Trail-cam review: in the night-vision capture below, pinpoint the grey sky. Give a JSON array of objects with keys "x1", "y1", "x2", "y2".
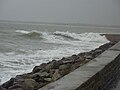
[{"x1": 0, "y1": 0, "x2": 120, "y2": 25}]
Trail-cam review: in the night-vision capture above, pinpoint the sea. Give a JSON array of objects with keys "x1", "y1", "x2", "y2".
[{"x1": 0, "y1": 21, "x2": 120, "y2": 84}]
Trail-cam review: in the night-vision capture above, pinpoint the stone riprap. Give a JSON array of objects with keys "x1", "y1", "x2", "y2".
[
  {"x1": 40, "y1": 41, "x2": 120, "y2": 90},
  {"x1": 0, "y1": 42, "x2": 117, "y2": 90}
]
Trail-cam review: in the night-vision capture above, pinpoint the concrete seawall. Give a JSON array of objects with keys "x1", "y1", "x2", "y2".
[{"x1": 40, "y1": 42, "x2": 120, "y2": 90}]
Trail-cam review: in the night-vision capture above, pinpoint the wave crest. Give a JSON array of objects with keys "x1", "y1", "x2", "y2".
[
  {"x1": 15, "y1": 30, "x2": 108, "y2": 44},
  {"x1": 46, "y1": 31, "x2": 108, "y2": 45},
  {"x1": 53, "y1": 31, "x2": 80, "y2": 40},
  {"x1": 53, "y1": 31, "x2": 107, "y2": 42},
  {"x1": 44, "y1": 31, "x2": 108, "y2": 45},
  {"x1": 16, "y1": 30, "x2": 43, "y2": 39}
]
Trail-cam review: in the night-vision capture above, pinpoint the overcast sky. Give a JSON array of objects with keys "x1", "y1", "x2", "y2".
[{"x1": 0, "y1": 0, "x2": 120, "y2": 26}]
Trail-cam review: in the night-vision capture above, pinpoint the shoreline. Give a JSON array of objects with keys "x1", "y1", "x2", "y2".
[{"x1": 0, "y1": 41, "x2": 117, "y2": 90}]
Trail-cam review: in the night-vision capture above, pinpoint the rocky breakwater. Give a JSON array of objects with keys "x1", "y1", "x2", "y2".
[{"x1": 0, "y1": 42, "x2": 117, "y2": 90}]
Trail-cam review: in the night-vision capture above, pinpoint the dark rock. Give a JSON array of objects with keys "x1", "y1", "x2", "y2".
[
  {"x1": 31, "y1": 72, "x2": 50, "y2": 78},
  {"x1": 84, "y1": 55, "x2": 93, "y2": 60},
  {"x1": 78, "y1": 52, "x2": 86, "y2": 57},
  {"x1": 61, "y1": 57, "x2": 67, "y2": 61},
  {"x1": 57, "y1": 60, "x2": 63, "y2": 65},
  {"x1": 20, "y1": 74, "x2": 31, "y2": 79},
  {"x1": 15, "y1": 75, "x2": 24, "y2": 80},
  {"x1": 31, "y1": 73, "x2": 45, "y2": 83},
  {"x1": 52, "y1": 69, "x2": 61, "y2": 81},
  {"x1": 40, "y1": 72, "x2": 49, "y2": 77},
  {"x1": 44, "y1": 78, "x2": 52, "y2": 82},
  {"x1": 0, "y1": 86, "x2": 6, "y2": 90},
  {"x1": 8, "y1": 84, "x2": 23, "y2": 90},
  {"x1": 0, "y1": 41, "x2": 116, "y2": 90},
  {"x1": 32, "y1": 63, "x2": 47, "y2": 73},
  {"x1": 8, "y1": 79, "x2": 39, "y2": 90},
  {"x1": 61, "y1": 55, "x2": 82, "y2": 64},
  {"x1": 23, "y1": 79, "x2": 39, "y2": 90},
  {"x1": 94, "y1": 49, "x2": 103, "y2": 54},
  {"x1": 59, "y1": 65, "x2": 67, "y2": 71},
  {"x1": 49, "y1": 69, "x2": 56, "y2": 77},
  {"x1": 71, "y1": 54, "x2": 80, "y2": 60},
  {"x1": 45, "y1": 60, "x2": 61, "y2": 71},
  {"x1": 2, "y1": 78, "x2": 15, "y2": 89},
  {"x1": 59, "y1": 65, "x2": 70, "y2": 76},
  {"x1": 32, "y1": 74, "x2": 51, "y2": 86},
  {"x1": 32, "y1": 66, "x2": 42, "y2": 73}
]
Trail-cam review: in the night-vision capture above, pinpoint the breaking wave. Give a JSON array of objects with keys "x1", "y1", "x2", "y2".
[
  {"x1": 16, "y1": 30, "x2": 40, "y2": 34},
  {"x1": 53, "y1": 31, "x2": 80, "y2": 40},
  {"x1": 44, "y1": 31, "x2": 108, "y2": 46},
  {"x1": 0, "y1": 30, "x2": 109, "y2": 84},
  {"x1": 15, "y1": 30, "x2": 108, "y2": 45},
  {"x1": 53, "y1": 31, "x2": 107, "y2": 42},
  {"x1": 16, "y1": 30, "x2": 43, "y2": 39}
]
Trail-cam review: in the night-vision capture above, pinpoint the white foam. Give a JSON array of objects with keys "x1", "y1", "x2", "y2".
[
  {"x1": 16, "y1": 30, "x2": 30, "y2": 34},
  {"x1": 43, "y1": 31, "x2": 109, "y2": 45},
  {"x1": 54, "y1": 31, "x2": 81, "y2": 40},
  {"x1": 0, "y1": 31, "x2": 109, "y2": 84},
  {"x1": 15, "y1": 30, "x2": 108, "y2": 45},
  {"x1": 16, "y1": 30, "x2": 40, "y2": 34},
  {"x1": 54, "y1": 31, "x2": 108, "y2": 42}
]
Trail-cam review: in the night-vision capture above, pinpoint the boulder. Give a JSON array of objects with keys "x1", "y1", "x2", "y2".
[
  {"x1": 8, "y1": 84, "x2": 23, "y2": 90},
  {"x1": 31, "y1": 71, "x2": 49, "y2": 78},
  {"x1": 32, "y1": 63, "x2": 47, "y2": 73},
  {"x1": 52, "y1": 69, "x2": 61, "y2": 81},
  {"x1": 59, "y1": 65, "x2": 69, "y2": 76},
  {"x1": 0, "y1": 86, "x2": 6, "y2": 90},
  {"x1": 2, "y1": 78, "x2": 15, "y2": 89},
  {"x1": 40, "y1": 72, "x2": 49, "y2": 77},
  {"x1": 49, "y1": 69, "x2": 55, "y2": 77},
  {"x1": 45, "y1": 60, "x2": 61, "y2": 71},
  {"x1": 32, "y1": 73, "x2": 45, "y2": 83},
  {"x1": 23, "y1": 79, "x2": 39, "y2": 90},
  {"x1": 44, "y1": 78, "x2": 52, "y2": 82}
]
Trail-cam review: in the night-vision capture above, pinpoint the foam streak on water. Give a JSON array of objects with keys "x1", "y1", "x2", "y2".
[{"x1": 0, "y1": 30, "x2": 109, "y2": 84}]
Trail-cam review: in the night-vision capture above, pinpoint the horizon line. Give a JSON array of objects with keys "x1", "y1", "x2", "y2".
[{"x1": 0, "y1": 19, "x2": 120, "y2": 28}]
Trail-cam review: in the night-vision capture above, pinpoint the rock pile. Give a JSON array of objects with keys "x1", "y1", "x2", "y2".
[{"x1": 0, "y1": 42, "x2": 117, "y2": 90}]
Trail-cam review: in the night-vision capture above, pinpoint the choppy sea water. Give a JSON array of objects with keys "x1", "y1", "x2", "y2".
[{"x1": 0, "y1": 22, "x2": 120, "y2": 84}]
